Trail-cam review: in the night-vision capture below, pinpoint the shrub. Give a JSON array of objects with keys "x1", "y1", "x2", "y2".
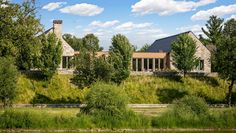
[
  {"x1": 81, "y1": 82, "x2": 128, "y2": 116},
  {"x1": 152, "y1": 96, "x2": 209, "y2": 128},
  {"x1": 80, "y1": 82, "x2": 150, "y2": 128}
]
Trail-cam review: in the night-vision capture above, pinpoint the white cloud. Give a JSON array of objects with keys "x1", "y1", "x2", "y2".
[
  {"x1": 90, "y1": 20, "x2": 119, "y2": 28},
  {"x1": 191, "y1": 4, "x2": 236, "y2": 21},
  {"x1": 176, "y1": 25, "x2": 206, "y2": 35},
  {"x1": 42, "y1": 2, "x2": 66, "y2": 11},
  {"x1": 115, "y1": 22, "x2": 152, "y2": 31},
  {"x1": 131, "y1": 0, "x2": 216, "y2": 16},
  {"x1": 226, "y1": 14, "x2": 236, "y2": 21},
  {"x1": 60, "y1": 3, "x2": 104, "y2": 16}
]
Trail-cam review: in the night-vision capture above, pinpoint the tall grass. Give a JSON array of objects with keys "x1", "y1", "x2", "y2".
[{"x1": 152, "y1": 96, "x2": 236, "y2": 128}]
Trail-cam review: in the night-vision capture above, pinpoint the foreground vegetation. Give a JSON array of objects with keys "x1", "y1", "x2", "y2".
[
  {"x1": 0, "y1": 97, "x2": 236, "y2": 129},
  {"x1": 14, "y1": 74, "x2": 234, "y2": 104}
]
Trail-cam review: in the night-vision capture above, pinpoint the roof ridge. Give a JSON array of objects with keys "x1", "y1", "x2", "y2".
[{"x1": 154, "y1": 31, "x2": 191, "y2": 42}]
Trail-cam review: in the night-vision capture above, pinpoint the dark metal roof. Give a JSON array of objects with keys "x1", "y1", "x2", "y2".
[{"x1": 147, "y1": 31, "x2": 191, "y2": 52}]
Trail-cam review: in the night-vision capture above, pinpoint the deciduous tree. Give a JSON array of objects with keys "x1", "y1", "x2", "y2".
[
  {"x1": 109, "y1": 34, "x2": 133, "y2": 83},
  {"x1": 216, "y1": 19, "x2": 236, "y2": 106},
  {"x1": 171, "y1": 34, "x2": 199, "y2": 77}
]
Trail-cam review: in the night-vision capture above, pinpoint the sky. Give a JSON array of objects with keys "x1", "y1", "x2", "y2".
[{"x1": 12, "y1": 0, "x2": 236, "y2": 50}]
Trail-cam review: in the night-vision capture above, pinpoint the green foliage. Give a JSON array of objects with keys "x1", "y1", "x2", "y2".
[
  {"x1": 81, "y1": 82, "x2": 150, "y2": 128},
  {"x1": 216, "y1": 18, "x2": 236, "y2": 106},
  {"x1": 152, "y1": 96, "x2": 236, "y2": 128},
  {"x1": 139, "y1": 44, "x2": 150, "y2": 52},
  {"x1": 109, "y1": 34, "x2": 133, "y2": 84},
  {"x1": 82, "y1": 34, "x2": 103, "y2": 52},
  {"x1": 82, "y1": 82, "x2": 128, "y2": 116},
  {"x1": 73, "y1": 49, "x2": 96, "y2": 88},
  {"x1": 0, "y1": 0, "x2": 42, "y2": 70},
  {"x1": 171, "y1": 34, "x2": 199, "y2": 76},
  {"x1": 15, "y1": 74, "x2": 89, "y2": 104},
  {"x1": 63, "y1": 33, "x2": 83, "y2": 51},
  {"x1": 94, "y1": 56, "x2": 113, "y2": 82},
  {"x1": 39, "y1": 33, "x2": 62, "y2": 80},
  {"x1": 202, "y1": 15, "x2": 224, "y2": 45},
  {"x1": 0, "y1": 57, "x2": 18, "y2": 107}
]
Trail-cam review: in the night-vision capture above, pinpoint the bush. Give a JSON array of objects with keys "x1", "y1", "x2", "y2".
[
  {"x1": 81, "y1": 82, "x2": 150, "y2": 128},
  {"x1": 81, "y1": 82, "x2": 128, "y2": 116},
  {"x1": 152, "y1": 96, "x2": 209, "y2": 128}
]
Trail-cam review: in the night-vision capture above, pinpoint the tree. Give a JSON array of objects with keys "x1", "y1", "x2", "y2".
[
  {"x1": 216, "y1": 19, "x2": 236, "y2": 106},
  {"x1": 109, "y1": 34, "x2": 133, "y2": 83},
  {"x1": 171, "y1": 34, "x2": 199, "y2": 77},
  {"x1": 139, "y1": 44, "x2": 150, "y2": 52},
  {"x1": 82, "y1": 34, "x2": 103, "y2": 52},
  {"x1": 0, "y1": 57, "x2": 18, "y2": 108},
  {"x1": 63, "y1": 34, "x2": 83, "y2": 51},
  {"x1": 0, "y1": 0, "x2": 42, "y2": 70},
  {"x1": 202, "y1": 15, "x2": 224, "y2": 45},
  {"x1": 73, "y1": 48, "x2": 96, "y2": 88},
  {"x1": 39, "y1": 33, "x2": 62, "y2": 80}
]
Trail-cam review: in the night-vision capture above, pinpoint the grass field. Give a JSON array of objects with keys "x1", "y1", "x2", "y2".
[{"x1": 14, "y1": 73, "x2": 234, "y2": 104}]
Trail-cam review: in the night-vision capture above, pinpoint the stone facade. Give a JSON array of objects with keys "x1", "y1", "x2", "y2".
[{"x1": 169, "y1": 32, "x2": 211, "y2": 73}]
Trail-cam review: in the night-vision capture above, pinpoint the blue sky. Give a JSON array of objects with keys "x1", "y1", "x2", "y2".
[{"x1": 13, "y1": 0, "x2": 236, "y2": 50}]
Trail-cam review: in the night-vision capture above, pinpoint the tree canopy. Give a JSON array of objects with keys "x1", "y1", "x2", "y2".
[
  {"x1": 109, "y1": 34, "x2": 133, "y2": 83},
  {"x1": 216, "y1": 19, "x2": 236, "y2": 106},
  {"x1": 171, "y1": 34, "x2": 199, "y2": 77}
]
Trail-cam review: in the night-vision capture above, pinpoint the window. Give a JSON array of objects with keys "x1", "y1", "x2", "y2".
[
  {"x1": 62, "y1": 56, "x2": 67, "y2": 68},
  {"x1": 160, "y1": 59, "x2": 164, "y2": 69},
  {"x1": 199, "y1": 60, "x2": 204, "y2": 70},
  {"x1": 138, "y1": 59, "x2": 142, "y2": 71},
  {"x1": 144, "y1": 58, "x2": 148, "y2": 71},
  {"x1": 149, "y1": 58, "x2": 153, "y2": 70},
  {"x1": 132, "y1": 58, "x2": 136, "y2": 71},
  {"x1": 155, "y1": 58, "x2": 159, "y2": 70}
]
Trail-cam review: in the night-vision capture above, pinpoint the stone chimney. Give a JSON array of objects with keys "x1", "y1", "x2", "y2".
[{"x1": 53, "y1": 20, "x2": 63, "y2": 38}]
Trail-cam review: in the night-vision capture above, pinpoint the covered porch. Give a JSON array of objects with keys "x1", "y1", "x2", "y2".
[{"x1": 131, "y1": 52, "x2": 168, "y2": 72}]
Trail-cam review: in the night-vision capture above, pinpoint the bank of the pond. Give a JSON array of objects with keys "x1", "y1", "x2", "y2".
[
  {"x1": 0, "y1": 107, "x2": 235, "y2": 129},
  {"x1": 1, "y1": 128, "x2": 236, "y2": 133}
]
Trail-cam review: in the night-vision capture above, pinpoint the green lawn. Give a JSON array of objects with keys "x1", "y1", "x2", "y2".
[{"x1": 14, "y1": 73, "x2": 234, "y2": 104}]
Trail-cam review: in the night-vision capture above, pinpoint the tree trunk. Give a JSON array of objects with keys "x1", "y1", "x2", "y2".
[{"x1": 227, "y1": 79, "x2": 235, "y2": 107}]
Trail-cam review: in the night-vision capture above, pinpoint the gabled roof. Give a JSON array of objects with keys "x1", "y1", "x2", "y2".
[{"x1": 147, "y1": 31, "x2": 191, "y2": 52}]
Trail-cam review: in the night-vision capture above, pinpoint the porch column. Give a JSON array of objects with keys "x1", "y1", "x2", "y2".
[
  {"x1": 141, "y1": 58, "x2": 144, "y2": 71},
  {"x1": 158, "y1": 58, "x2": 161, "y2": 70},
  {"x1": 136, "y1": 58, "x2": 138, "y2": 71},
  {"x1": 164, "y1": 58, "x2": 166, "y2": 70},
  {"x1": 153, "y1": 58, "x2": 155, "y2": 72}
]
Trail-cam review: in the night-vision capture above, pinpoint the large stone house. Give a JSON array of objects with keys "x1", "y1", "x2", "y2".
[{"x1": 46, "y1": 20, "x2": 211, "y2": 73}]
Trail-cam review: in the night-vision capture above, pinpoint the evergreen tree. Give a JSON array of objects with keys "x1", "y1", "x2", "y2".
[
  {"x1": 109, "y1": 34, "x2": 133, "y2": 83},
  {"x1": 39, "y1": 33, "x2": 62, "y2": 80},
  {"x1": 171, "y1": 34, "x2": 199, "y2": 77},
  {"x1": 0, "y1": 57, "x2": 18, "y2": 108},
  {"x1": 216, "y1": 19, "x2": 236, "y2": 106},
  {"x1": 202, "y1": 15, "x2": 224, "y2": 45}
]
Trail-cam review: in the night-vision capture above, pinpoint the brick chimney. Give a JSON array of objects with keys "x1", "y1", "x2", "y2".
[{"x1": 53, "y1": 20, "x2": 63, "y2": 38}]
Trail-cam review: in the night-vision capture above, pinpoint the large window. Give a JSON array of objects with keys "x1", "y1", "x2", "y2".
[
  {"x1": 138, "y1": 59, "x2": 142, "y2": 71},
  {"x1": 160, "y1": 59, "x2": 164, "y2": 69},
  {"x1": 62, "y1": 56, "x2": 67, "y2": 69},
  {"x1": 149, "y1": 58, "x2": 153, "y2": 70},
  {"x1": 144, "y1": 58, "x2": 148, "y2": 71}
]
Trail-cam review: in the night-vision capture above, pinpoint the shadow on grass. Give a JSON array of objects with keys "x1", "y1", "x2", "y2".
[
  {"x1": 161, "y1": 76, "x2": 183, "y2": 83},
  {"x1": 30, "y1": 93, "x2": 82, "y2": 104},
  {"x1": 193, "y1": 76, "x2": 220, "y2": 87},
  {"x1": 156, "y1": 88, "x2": 188, "y2": 103}
]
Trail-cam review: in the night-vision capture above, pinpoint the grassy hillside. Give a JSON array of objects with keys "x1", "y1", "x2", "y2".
[{"x1": 14, "y1": 73, "x2": 234, "y2": 104}]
